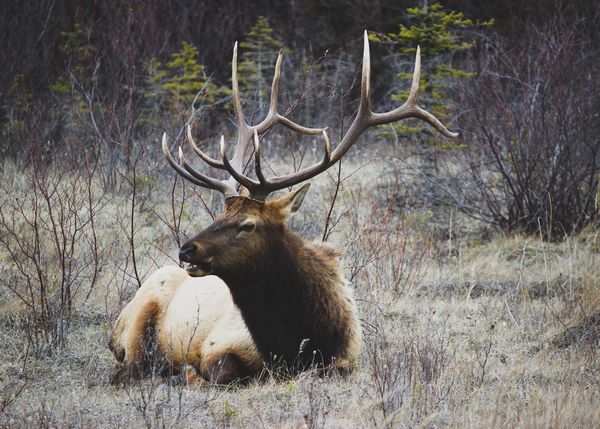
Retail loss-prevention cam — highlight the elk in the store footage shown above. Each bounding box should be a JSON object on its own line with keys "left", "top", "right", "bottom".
{"left": 164, "top": 31, "right": 457, "bottom": 371}
{"left": 111, "top": 31, "right": 456, "bottom": 383}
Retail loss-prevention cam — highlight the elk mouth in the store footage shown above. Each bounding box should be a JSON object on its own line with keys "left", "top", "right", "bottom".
{"left": 185, "top": 261, "right": 213, "bottom": 277}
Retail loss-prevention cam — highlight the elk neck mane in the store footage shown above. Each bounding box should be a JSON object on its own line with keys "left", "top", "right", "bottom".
{"left": 216, "top": 221, "right": 359, "bottom": 371}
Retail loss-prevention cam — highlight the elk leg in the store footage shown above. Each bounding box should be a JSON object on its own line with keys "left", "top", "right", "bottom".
{"left": 203, "top": 353, "right": 247, "bottom": 385}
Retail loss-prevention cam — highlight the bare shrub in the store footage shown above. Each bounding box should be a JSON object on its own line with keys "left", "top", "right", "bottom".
{"left": 302, "top": 377, "right": 332, "bottom": 429}
{"left": 123, "top": 376, "right": 172, "bottom": 429}
{"left": 552, "top": 279, "right": 600, "bottom": 353}
{"left": 365, "top": 317, "right": 455, "bottom": 427}
{"left": 446, "top": 19, "right": 600, "bottom": 240}
{"left": 345, "top": 186, "right": 429, "bottom": 294}
{"left": 120, "top": 367, "right": 221, "bottom": 429}
{"left": 0, "top": 158, "right": 104, "bottom": 353}
{"left": 468, "top": 336, "right": 494, "bottom": 388}
{"left": 0, "top": 380, "right": 29, "bottom": 417}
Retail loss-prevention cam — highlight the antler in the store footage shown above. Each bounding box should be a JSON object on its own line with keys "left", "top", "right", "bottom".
{"left": 163, "top": 41, "right": 324, "bottom": 199}
{"left": 163, "top": 31, "right": 458, "bottom": 200}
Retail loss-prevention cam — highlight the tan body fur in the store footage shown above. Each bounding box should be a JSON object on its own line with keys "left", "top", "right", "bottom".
{"left": 109, "top": 265, "right": 261, "bottom": 384}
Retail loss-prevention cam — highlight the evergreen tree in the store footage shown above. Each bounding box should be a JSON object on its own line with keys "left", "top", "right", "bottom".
{"left": 371, "top": 2, "right": 492, "bottom": 142}
{"left": 238, "top": 16, "right": 289, "bottom": 118}
{"left": 145, "top": 41, "right": 228, "bottom": 120}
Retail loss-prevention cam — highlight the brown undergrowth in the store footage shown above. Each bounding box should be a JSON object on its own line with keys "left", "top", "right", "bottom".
{"left": 0, "top": 158, "right": 599, "bottom": 428}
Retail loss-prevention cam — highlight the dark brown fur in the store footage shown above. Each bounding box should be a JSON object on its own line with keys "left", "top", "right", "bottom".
{"left": 180, "top": 185, "right": 361, "bottom": 373}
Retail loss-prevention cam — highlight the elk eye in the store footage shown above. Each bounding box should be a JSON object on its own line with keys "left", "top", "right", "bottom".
{"left": 239, "top": 221, "right": 256, "bottom": 233}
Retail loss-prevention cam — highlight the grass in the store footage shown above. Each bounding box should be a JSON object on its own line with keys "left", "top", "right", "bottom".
{"left": 1, "top": 154, "right": 599, "bottom": 428}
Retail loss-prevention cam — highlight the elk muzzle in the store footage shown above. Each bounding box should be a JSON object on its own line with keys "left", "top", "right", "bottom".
{"left": 179, "top": 241, "right": 214, "bottom": 277}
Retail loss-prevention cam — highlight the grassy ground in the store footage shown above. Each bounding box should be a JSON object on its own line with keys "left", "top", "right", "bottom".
{"left": 1, "top": 156, "right": 599, "bottom": 428}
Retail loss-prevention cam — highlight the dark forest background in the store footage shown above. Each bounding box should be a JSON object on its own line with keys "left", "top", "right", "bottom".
{"left": 1, "top": 0, "right": 600, "bottom": 239}
{"left": 2, "top": 0, "right": 597, "bottom": 97}
{"left": 2, "top": 0, "right": 598, "bottom": 89}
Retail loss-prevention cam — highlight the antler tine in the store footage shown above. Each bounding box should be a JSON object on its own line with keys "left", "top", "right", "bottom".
{"left": 220, "top": 135, "right": 259, "bottom": 191}
{"left": 231, "top": 42, "right": 246, "bottom": 131}
{"left": 228, "top": 42, "right": 254, "bottom": 173}
{"left": 359, "top": 29, "right": 372, "bottom": 114}
{"left": 162, "top": 133, "right": 234, "bottom": 194}
{"left": 266, "top": 52, "right": 324, "bottom": 138}
{"left": 326, "top": 31, "right": 375, "bottom": 165}
{"left": 253, "top": 129, "right": 267, "bottom": 186}
{"left": 255, "top": 51, "right": 325, "bottom": 136}
{"left": 267, "top": 52, "right": 282, "bottom": 118}
{"left": 369, "top": 45, "right": 459, "bottom": 137}
{"left": 186, "top": 125, "right": 225, "bottom": 169}
{"left": 266, "top": 129, "right": 332, "bottom": 189}
{"left": 274, "top": 116, "right": 325, "bottom": 135}
{"left": 179, "top": 146, "right": 236, "bottom": 195}
{"left": 406, "top": 45, "right": 421, "bottom": 105}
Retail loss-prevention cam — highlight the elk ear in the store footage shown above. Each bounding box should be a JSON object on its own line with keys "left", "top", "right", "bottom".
{"left": 239, "top": 186, "right": 250, "bottom": 197}
{"left": 276, "top": 183, "right": 311, "bottom": 220}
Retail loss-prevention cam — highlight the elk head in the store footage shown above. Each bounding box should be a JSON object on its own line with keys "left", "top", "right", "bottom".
{"left": 163, "top": 31, "right": 458, "bottom": 277}
{"left": 178, "top": 183, "right": 310, "bottom": 278}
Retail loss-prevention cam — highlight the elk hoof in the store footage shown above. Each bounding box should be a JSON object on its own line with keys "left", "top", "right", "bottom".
{"left": 180, "top": 364, "right": 205, "bottom": 385}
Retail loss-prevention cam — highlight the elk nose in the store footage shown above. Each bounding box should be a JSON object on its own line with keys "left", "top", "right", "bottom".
{"left": 179, "top": 243, "right": 197, "bottom": 262}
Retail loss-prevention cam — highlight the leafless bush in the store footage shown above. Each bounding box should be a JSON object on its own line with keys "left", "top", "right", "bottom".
{"left": 445, "top": 19, "right": 600, "bottom": 240}
{"left": 302, "top": 377, "right": 332, "bottom": 429}
{"left": 365, "top": 317, "right": 455, "bottom": 427}
{"left": 0, "top": 380, "right": 29, "bottom": 417}
{"left": 468, "top": 336, "right": 494, "bottom": 388}
{"left": 123, "top": 376, "right": 172, "bottom": 429}
{"left": 0, "top": 157, "right": 104, "bottom": 353}
{"left": 345, "top": 187, "right": 429, "bottom": 294}
{"left": 120, "top": 363, "right": 221, "bottom": 429}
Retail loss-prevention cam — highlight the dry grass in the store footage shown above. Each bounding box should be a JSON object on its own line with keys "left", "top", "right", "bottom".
{"left": 1, "top": 157, "right": 599, "bottom": 428}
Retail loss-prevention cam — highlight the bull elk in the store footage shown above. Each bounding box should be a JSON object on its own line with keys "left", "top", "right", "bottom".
{"left": 110, "top": 32, "right": 457, "bottom": 384}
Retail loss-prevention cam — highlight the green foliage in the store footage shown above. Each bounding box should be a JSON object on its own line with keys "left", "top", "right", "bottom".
{"left": 49, "top": 76, "right": 71, "bottom": 96}
{"left": 56, "top": 24, "right": 97, "bottom": 89}
{"left": 49, "top": 25, "right": 98, "bottom": 134}
{"left": 379, "top": 3, "right": 485, "bottom": 56}
{"left": 222, "top": 399, "right": 240, "bottom": 420}
{"left": 238, "top": 16, "right": 289, "bottom": 116}
{"left": 3, "top": 25, "right": 96, "bottom": 150}
{"left": 145, "top": 41, "right": 229, "bottom": 118}
{"left": 1, "top": 74, "right": 32, "bottom": 143}
{"left": 371, "top": 2, "right": 492, "bottom": 142}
